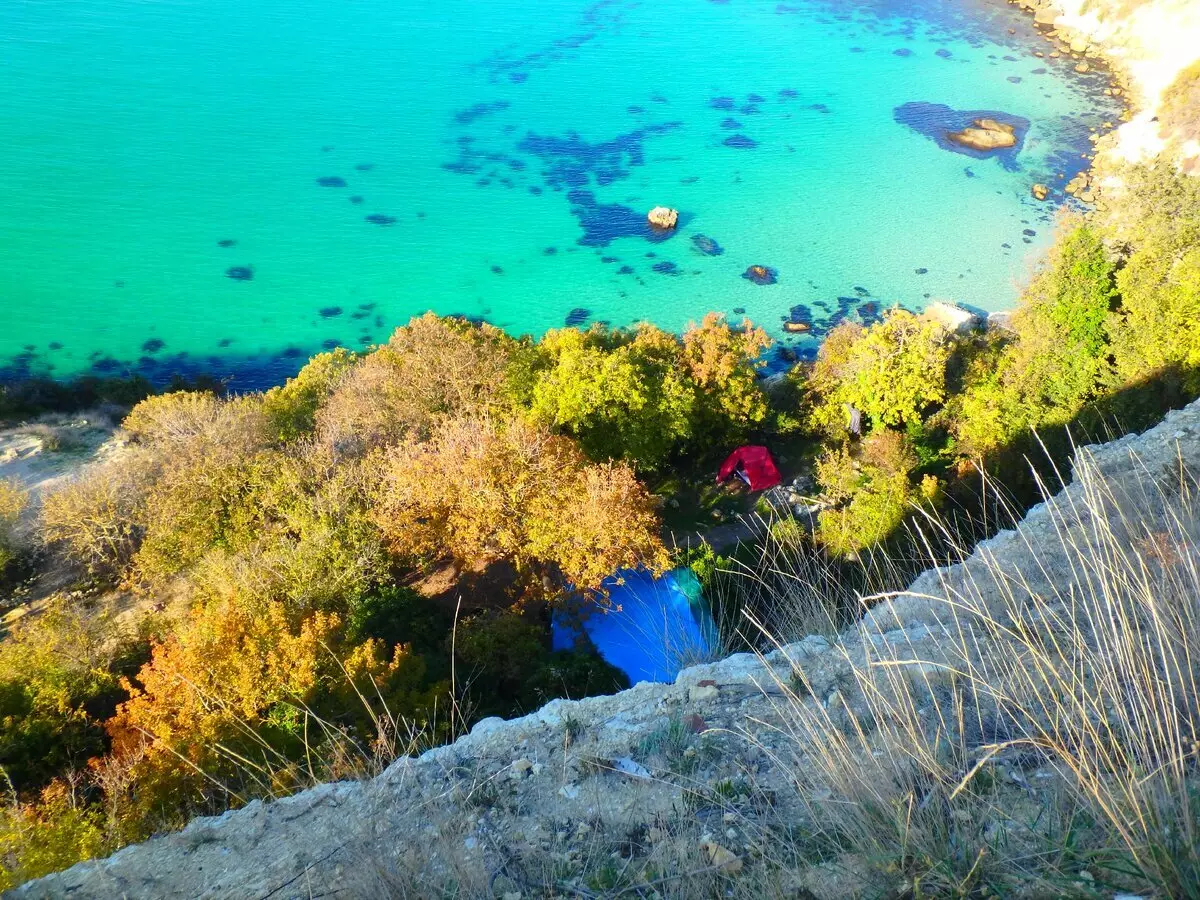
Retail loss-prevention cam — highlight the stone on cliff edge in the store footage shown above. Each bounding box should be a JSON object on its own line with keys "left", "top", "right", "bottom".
{"left": 647, "top": 206, "right": 679, "bottom": 229}
{"left": 923, "top": 301, "right": 980, "bottom": 334}
{"left": 947, "top": 118, "right": 1017, "bottom": 151}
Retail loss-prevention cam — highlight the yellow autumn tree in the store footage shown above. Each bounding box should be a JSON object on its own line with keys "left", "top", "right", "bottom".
{"left": 374, "top": 416, "right": 668, "bottom": 600}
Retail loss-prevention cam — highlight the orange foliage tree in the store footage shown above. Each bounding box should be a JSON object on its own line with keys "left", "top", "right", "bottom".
{"left": 373, "top": 416, "right": 668, "bottom": 600}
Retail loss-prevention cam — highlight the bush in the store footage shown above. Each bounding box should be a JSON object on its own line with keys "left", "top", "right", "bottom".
{"left": 0, "top": 479, "right": 27, "bottom": 575}
{"left": 0, "top": 781, "right": 106, "bottom": 892}
{"left": 261, "top": 348, "right": 357, "bottom": 443}
{"left": 455, "top": 612, "right": 627, "bottom": 717}
{"left": 0, "top": 598, "right": 145, "bottom": 793}
{"left": 317, "top": 313, "right": 517, "bottom": 455}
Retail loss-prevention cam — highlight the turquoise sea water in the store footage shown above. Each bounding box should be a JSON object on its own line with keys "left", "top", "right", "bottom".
{"left": 0, "top": 0, "right": 1121, "bottom": 386}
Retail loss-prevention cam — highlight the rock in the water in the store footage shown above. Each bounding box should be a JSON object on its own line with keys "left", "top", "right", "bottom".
{"left": 225, "top": 266, "right": 253, "bottom": 281}
{"left": 647, "top": 206, "right": 679, "bottom": 229}
{"left": 691, "top": 233, "right": 724, "bottom": 256}
{"left": 783, "top": 320, "right": 810, "bottom": 333}
{"left": 947, "top": 118, "right": 1017, "bottom": 151}
{"left": 1032, "top": 183, "right": 1050, "bottom": 201}
{"left": 742, "top": 265, "right": 778, "bottom": 285}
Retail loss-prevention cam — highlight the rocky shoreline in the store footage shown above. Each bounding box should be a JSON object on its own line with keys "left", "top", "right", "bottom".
{"left": 1010, "top": 0, "right": 1200, "bottom": 178}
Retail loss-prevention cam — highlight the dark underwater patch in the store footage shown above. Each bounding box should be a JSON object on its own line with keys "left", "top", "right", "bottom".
{"left": 141, "top": 338, "right": 165, "bottom": 354}
{"left": 710, "top": 97, "right": 735, "bottom": 111}
{"left": 652, "top": 261, "right": 681, "bottom": 276}
{"left": 565, "top": 307, "right": 591, "bottom": 327}
{"left": 935, "top": 48, "right": 952, "bottom": 58}
{"left": 354, "top": 163, "right": 375, "bottom": 171}
{"left": 322, "top": 339, "right": 341, "bottom": 350}
{"left": 217, "top": 239, "right": 237, "bottom": 248}
{"left": 317, "top": 176, "right": 347, "bottom": 188}
{"left": 319, "top": 306, "right": 343, "bottom": 318}
{"left": 893, "top": 47, "right": 913, "bottom": 57}
{"left": 691, "top": 234, "right": 724, "bottom": 256}
{"left": 915, "top": 267, "right": 929, "bottom": 274}
{"left": 349, "top": 195, "right": 364, "bottom": 204}
{"left": 365, "top": 214, "right": 397, "bottom": 226}
{"left": 720, "top": 117, "right": 742, "bottom": 130}
{"left": 226, "top": 266, "right": 254, "bottom": 281}
{"left": 808, "top": 103, "right": 831, "bottom": 114}
{"left": 455, "top": 100, "right": 511, "bottom": 125}
{"left": 48, "top": 342, "right": 63, "bottom": 351}
{"left": 518, "top": 123, "right": 681, "bottom": 191}
{"left": 893, "top": 102, "right": 1029, "bottom": 170}
{"left": 565, "top": 189, "right": 678, "bottom": 248}
{"left": 723, "top": 134, "right": 758, "bottom": 149}
{"left": 732, "top": 307, "right": 745, "bottom": 315}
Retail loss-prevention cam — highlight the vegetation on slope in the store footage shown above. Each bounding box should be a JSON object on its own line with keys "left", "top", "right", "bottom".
{"left": 0, "top": 162, "right": 1198, "bottom": 889}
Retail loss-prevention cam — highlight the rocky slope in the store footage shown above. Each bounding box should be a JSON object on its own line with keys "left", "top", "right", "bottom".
{"left": 15, "top": 397, "right": 1200, "bottom": 899}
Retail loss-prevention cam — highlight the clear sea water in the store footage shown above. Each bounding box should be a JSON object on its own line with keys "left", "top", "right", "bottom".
{"left": 0, "top": 0, "right": 1121, "bottom": 387}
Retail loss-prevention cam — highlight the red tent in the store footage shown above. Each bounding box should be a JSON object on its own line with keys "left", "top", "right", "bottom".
{"left": 716, "top": 445, "right": 781, "bottom": 491}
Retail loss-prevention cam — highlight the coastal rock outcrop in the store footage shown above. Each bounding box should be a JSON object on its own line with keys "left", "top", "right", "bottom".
{"left": 647, "top": 206, "right": 679, "bottom": 229}
{"left": 946, "top": 118, "right": 1017, "bottom": 151}
{"left": 922, "top": 300, "right": 980, "bottom": 334}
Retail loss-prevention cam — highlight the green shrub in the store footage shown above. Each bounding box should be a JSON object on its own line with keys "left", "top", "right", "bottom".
{"left": 261, "top": 348, "right": 357, "bottom": 442}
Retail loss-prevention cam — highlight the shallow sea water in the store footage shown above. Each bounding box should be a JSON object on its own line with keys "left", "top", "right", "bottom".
{"left": 0, "top": 0, "right": 1121, "bottom": 385}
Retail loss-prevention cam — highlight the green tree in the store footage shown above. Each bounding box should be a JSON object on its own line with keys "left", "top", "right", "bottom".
{"left": 528, "top": 324, "right": 698, "bottom": 470}
{"left": 810, "top": 310, "right": 950, "bottom": 433}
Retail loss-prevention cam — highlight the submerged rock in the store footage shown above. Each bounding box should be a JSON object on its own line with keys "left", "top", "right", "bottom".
{"left": 647, "top": 206, "right": 679, "bottom": 229}
{"left": 225, "top": 266, "right": 254, "bottom": 281}
{"left": 691, "top": 234, "right": 724, "bottom": 256}
{"left": 316, "top": 176, "right": 348, "bottom": 188}
{"left": 742, "top": 265, "right": 778, "bottom": 285}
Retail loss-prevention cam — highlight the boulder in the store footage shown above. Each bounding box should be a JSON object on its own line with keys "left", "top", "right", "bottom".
{"left": 1032, "top": 183, "right": 1050, "bottom": 201}
{"left": 946, "top": 118, "right": 1017, "bottom": 152}
{"left": 923, "top": 301, "right": 980, "bottom": 335}
{"left": 986, "top": 309, "right": 1016, "bottom": 332}
{"left": 647, "top": 206, "right": 679, "bottom": 229}
{"left": 782, "top": 320, "right": 810, "bottom": 333}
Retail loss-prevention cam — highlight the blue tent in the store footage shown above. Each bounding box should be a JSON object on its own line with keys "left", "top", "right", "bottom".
{"left": 552, "top": 568, "right": 718, "bottom": 684}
